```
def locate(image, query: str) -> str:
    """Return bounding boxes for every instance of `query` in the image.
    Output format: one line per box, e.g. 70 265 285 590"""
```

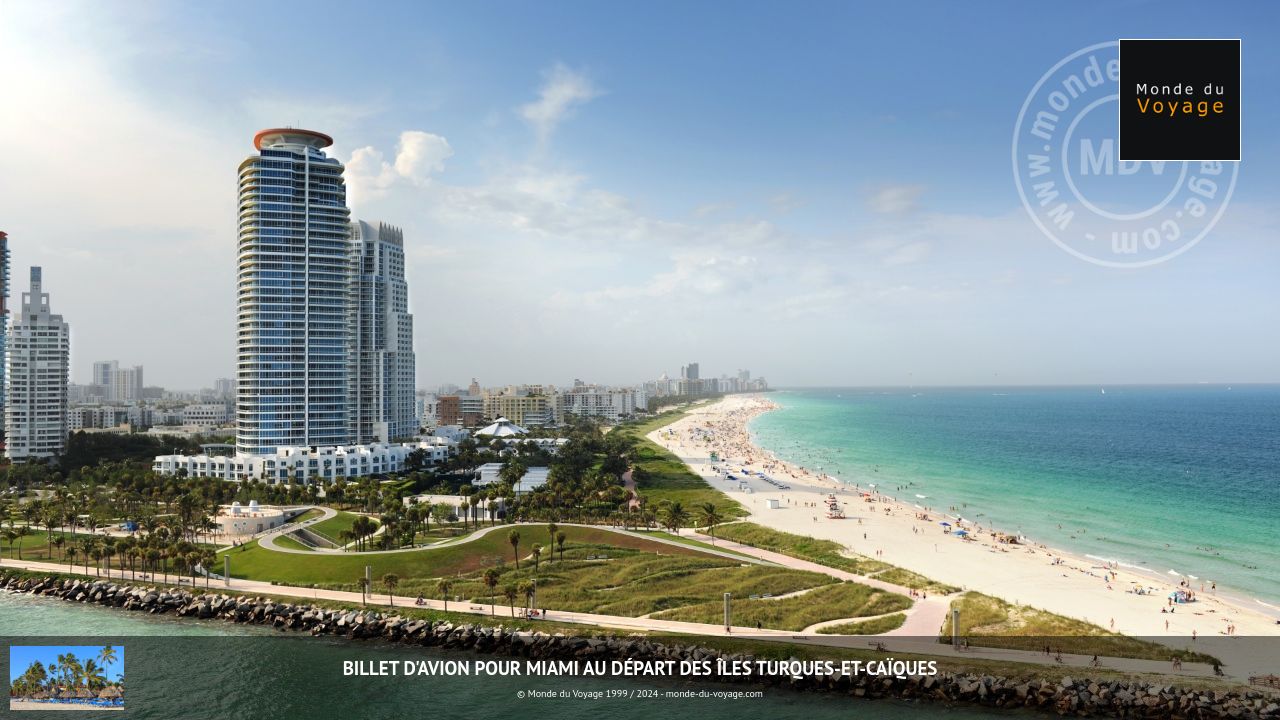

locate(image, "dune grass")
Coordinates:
652 581 912 631
611 413 746 522
816 613 908 635
418 549 836 617
941 592 1219 664
713 522 958 593
219 525 707 588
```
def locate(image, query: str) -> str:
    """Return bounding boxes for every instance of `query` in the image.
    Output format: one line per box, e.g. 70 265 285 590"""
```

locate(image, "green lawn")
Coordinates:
816 613 907 635
307 511 377 544
611 413 746 522
714 522 958 593
652 581 913 631
273 534 314 552
941 592 1219 664
219 525 707 588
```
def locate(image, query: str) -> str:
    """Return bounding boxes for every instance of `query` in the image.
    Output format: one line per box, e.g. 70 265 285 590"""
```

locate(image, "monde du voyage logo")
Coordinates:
1012 40 1240 268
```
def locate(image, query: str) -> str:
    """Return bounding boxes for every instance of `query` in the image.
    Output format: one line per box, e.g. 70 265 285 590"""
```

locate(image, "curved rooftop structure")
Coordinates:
253 127 334 150
475 417 529 437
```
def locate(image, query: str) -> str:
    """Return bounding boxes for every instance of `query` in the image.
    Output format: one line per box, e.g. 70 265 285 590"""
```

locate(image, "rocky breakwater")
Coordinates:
3 571 1277 719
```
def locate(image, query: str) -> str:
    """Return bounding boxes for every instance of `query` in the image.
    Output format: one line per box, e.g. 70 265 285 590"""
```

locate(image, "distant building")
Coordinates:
6 267 70 462
92 360 144 403
562 387 642 423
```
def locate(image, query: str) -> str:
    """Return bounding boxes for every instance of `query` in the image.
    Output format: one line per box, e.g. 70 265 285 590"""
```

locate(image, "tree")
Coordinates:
556 531 567 562
382 573 400 606
546 522 558 560
507 529 521 569
358 576 371 606
660 501 689 533
519 580 535 611
531 543 542 572
502 585 518 617
698 503 724 543
436 578 453 611
482 568 500 615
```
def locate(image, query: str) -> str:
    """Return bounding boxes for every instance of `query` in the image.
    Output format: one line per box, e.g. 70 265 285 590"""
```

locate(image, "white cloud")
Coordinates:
519 63 600 144
867 184 925 215
347 131 453 202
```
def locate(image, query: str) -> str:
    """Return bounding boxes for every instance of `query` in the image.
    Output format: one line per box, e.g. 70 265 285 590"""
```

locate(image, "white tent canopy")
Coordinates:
475 417 529 437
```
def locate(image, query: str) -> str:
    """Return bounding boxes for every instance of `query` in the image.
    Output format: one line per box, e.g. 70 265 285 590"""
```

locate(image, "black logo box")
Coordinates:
1119 39 1240 162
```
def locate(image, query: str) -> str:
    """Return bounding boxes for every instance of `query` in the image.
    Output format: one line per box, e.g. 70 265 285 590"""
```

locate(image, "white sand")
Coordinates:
650 395 1280 674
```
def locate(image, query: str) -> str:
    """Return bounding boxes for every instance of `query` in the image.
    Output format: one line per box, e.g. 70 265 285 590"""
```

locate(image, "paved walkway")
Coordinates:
0 556 1223 681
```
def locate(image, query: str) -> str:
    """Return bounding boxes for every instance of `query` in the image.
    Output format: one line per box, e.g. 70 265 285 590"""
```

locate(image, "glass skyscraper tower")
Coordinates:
237 129 352 455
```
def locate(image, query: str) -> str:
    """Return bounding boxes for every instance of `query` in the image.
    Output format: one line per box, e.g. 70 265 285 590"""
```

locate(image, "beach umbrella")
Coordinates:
954 529 968 536
939 522 951 526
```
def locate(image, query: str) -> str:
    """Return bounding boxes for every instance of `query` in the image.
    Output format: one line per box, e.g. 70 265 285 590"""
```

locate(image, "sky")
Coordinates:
9 645 124 683
1 1 1278 389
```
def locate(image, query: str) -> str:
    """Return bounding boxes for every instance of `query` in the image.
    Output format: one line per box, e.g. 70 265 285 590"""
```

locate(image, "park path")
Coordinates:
0 555 1225 682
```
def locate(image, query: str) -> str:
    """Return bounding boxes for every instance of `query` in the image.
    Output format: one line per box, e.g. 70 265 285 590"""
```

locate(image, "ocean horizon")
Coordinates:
748 385 1280 611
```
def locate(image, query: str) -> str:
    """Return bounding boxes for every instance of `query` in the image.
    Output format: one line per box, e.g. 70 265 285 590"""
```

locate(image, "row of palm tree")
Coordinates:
9 646 122 699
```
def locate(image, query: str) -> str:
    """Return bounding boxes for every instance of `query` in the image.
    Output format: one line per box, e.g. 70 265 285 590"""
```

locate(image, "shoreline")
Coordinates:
745 396 1277 614
649 395 1280 677
3 572 1274 720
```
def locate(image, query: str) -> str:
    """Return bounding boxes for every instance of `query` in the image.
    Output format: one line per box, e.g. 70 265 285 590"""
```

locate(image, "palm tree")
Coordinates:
382 573 399 606
358 576 371 607
660 502 689 533
436 578 453 611
519 580 535 612
556 531 567 562
546 522 558 561
531 543 542 572
698 503 724 543
66 546 78 572
502 585 518 617
52 535 66 561
507 530 521 569
482 568 500 615
98 646 117 671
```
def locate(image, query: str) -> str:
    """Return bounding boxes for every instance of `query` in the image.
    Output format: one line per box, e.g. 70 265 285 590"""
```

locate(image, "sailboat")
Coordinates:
1100 388 1106 395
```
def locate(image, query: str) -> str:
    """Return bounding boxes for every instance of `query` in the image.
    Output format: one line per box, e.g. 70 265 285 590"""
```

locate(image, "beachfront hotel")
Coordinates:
237 128 353 455
5 267 71 462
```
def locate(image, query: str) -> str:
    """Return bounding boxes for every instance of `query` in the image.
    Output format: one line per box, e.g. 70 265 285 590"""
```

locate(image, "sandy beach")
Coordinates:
650 394 1280 675
9 700 123 711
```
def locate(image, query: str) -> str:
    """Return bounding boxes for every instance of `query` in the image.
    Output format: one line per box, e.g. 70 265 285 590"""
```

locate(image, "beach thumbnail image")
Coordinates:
8 645 124 711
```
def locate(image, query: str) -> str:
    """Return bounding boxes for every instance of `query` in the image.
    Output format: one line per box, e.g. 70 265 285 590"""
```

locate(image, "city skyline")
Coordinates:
2 2 1279 389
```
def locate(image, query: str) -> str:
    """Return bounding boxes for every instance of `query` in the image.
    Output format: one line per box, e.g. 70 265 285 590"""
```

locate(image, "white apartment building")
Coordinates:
5 267 71 462
182 403 230 425
562 387 643 423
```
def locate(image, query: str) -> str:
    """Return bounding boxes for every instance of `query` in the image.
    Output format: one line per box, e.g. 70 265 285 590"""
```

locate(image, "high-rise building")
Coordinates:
91 360 144 403
5 267 70 462
349 220 417 443
236 128 352 454
0 232 9 449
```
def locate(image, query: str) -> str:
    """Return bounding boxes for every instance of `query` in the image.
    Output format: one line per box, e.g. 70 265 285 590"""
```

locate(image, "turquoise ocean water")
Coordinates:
750 386 1280 611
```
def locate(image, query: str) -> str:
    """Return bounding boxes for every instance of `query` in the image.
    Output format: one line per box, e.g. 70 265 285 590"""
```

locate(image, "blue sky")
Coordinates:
1 1 1277 387
9 645 124 683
